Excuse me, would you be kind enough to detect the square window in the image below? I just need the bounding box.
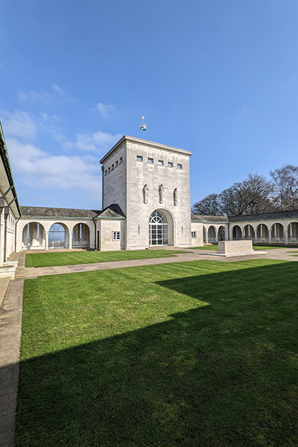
[168,162,173,168]
[136,155,143,162]
[158,160,164,166]
[148,157,154,164]
[177,163,182,169]
[113,231,120,240]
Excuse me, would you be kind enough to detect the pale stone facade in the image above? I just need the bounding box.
[2,127,298,257]
[100,136,192,249]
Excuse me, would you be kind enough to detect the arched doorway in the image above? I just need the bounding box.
[22,222,46,249]
[208,226,216,243]
[271,223,285,243]
[72,223,90,248]
[218,226,226,241]
[232,225,242,240]
[256,224,269,243]
[49,223,69,249]
[149,210,168,246]
[244,225,255,241]
[288,222,298,243]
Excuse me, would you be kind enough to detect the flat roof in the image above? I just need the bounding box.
[100,135,192,164]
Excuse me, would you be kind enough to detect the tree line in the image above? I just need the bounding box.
[192,165,298,216]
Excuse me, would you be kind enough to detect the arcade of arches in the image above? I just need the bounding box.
[21,222,91,250]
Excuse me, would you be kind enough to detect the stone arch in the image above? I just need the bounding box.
[287,222,298,243]
[243,224,255,241]
[208,226,217,244]
[271,223,285,243]
[48,222,70,249]
[22,222,46,249]
[256,223,269,243]
[72,223,90,248]
[149,208,174,246]
[232,225,242,240]
[218,225,226,241]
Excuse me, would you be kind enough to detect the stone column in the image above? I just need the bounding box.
[45,232,49,250]
[285,226,288,245]
[69,230,72,250]
[269,230,272,245]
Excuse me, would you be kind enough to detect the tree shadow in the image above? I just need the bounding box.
[14,262,298,446]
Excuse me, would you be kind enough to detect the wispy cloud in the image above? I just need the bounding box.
[18,90,51,103]
[52,83,74,102]
[1,110,38,140]
[65,130,122,153]
[93,102,115,118]
[7,138,101,194]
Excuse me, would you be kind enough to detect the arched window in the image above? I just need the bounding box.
[149,210,168,246]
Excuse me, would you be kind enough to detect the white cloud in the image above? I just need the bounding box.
[93,102,115,117]
[66,130,122,153]
[18,90,50,103]
[52,83,74,102]
[1,110,38,140]
[7,138,101,194]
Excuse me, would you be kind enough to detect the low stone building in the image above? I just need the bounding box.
[1,126,298,255]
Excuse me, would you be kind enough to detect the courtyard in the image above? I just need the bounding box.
[11,250,298,446]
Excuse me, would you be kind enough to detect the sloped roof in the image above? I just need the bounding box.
[229,209,298,222]
[0,122,21,217]
[97,203,125,218]
[20,203,125,219]
[191,214,228,223]
[20,206,100,218]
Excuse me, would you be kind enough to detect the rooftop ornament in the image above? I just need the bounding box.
[140,116,147,139]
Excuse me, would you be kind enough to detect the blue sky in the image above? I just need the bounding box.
[1,0,298,210]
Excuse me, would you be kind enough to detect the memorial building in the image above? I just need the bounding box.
[1,124,298,265]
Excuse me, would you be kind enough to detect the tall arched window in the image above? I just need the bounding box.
[149,210,168,246]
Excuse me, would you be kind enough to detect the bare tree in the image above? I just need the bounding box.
[270,165,298,210]
[193,174,275,216]
[192,193,221,215]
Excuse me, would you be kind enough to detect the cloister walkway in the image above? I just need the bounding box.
[22,247,298,279]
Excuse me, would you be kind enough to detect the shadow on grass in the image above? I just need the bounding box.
[14,262,298,447]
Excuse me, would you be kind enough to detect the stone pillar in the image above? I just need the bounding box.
[285,226,288,245]
[3,207,9,262]
[269,230,272,245]
[45,232,49,250]
[69,230,72,250]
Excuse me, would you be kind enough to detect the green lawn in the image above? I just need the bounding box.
[16,259,298,446]
[25,249,185,268]
[193,244,285,251]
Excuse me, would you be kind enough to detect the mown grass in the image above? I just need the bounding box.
[25,249,185,268]
[193,244,284,251]
[16,259,298,446]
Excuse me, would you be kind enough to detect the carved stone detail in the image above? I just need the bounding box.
[143,184,149,204]
[159,184,164,204]
[174,188,178,206]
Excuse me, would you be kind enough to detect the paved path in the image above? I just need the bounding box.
[23,247,298,279]
[1,246,297,446]
[0,278,24,447]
